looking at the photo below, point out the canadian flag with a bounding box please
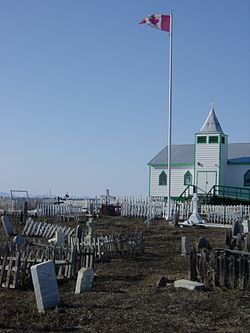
[139,14,171,32]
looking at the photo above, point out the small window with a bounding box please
[184,171,192,185]
[159,171,167,186]
[197,136,207,144]
[221,136,225,144]
[209,136,218,144]
[244,170,250,187]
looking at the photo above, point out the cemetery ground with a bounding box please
[0,216,250,333]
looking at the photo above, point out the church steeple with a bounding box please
[200,107,224,133]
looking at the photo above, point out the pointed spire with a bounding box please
[200,107,224,133]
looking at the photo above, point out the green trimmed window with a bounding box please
[197,136,207,144]
[159,171,167,186]
[184,171,192,185]
[221,136,225,144]
[209,136,218,144]
[244,170,250,187]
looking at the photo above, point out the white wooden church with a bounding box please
[148,107,250,199]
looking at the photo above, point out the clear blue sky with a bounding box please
[0,0,249,197]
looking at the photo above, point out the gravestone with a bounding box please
[174,279,205,291]
[196,237,211,251]
[1,215,14,236]
[84,218,96,245]
[23,201,28,222]
[75,267,94,294]
[31,260,60,313]
[188,193,203,225]
[242,219,250,234]
[181,237,190,255]
[235,233,243,250]
[48,231,65,247]
[244,235,250,252]
[76,225,83,240]
[55,231,65,247]
[232,221,242,237]
[14,235,26,246]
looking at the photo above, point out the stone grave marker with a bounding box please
[196,237,211,251]
[76,225,83,240]
[181,237,190,255]
[235,233,243,250]
[84,218,96,245]
[244,235,250,252]
[13,235,26,246]
[55,231,65,247]
[174,279,205,291]
[23,201,28,221]
[242,219,250,234]
[187,193,203,225]
[1,215,14,236]
[75,267,94,294]
[48,231,65,247]
[31,260,60,313]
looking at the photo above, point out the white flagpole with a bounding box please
[167,13,173,221]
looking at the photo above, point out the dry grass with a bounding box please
[0,216,250,332]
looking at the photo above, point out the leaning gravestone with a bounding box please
[55,231,65,247]
[75,267,94,294]
[31,260,60,313]
[1,215,14,236]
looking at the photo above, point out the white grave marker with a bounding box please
[242,219,250,234]
[75,267,94,294]
[31,260,60,313]
[181,237,190,255]
[188,193,203,225]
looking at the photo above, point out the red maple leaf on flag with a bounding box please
[148,15,159,26]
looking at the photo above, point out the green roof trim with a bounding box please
[147,162,194,167]
[228,162,250,165]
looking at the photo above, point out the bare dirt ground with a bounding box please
[0,216,250,333]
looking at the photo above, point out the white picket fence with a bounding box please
[201,204,250,224]
[33,196,250,225]
[120,197,165,219]
[36,203,85,216]
[120,197,250,224]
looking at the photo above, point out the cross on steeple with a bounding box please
[210,100,216,109]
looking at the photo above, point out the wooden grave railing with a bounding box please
[190,247,250,290]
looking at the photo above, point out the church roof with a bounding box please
[148,143,250,166]
[228,143,250,164]
[199,108,224,133]
[148,144,194,165]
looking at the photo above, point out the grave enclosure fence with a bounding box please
[0,242,95,289]
[190,247,250,290]
[0,216,144,289]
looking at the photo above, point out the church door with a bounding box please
[197,171,217,193]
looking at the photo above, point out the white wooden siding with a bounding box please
[150,166,194,197]
[195,143,219,186]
